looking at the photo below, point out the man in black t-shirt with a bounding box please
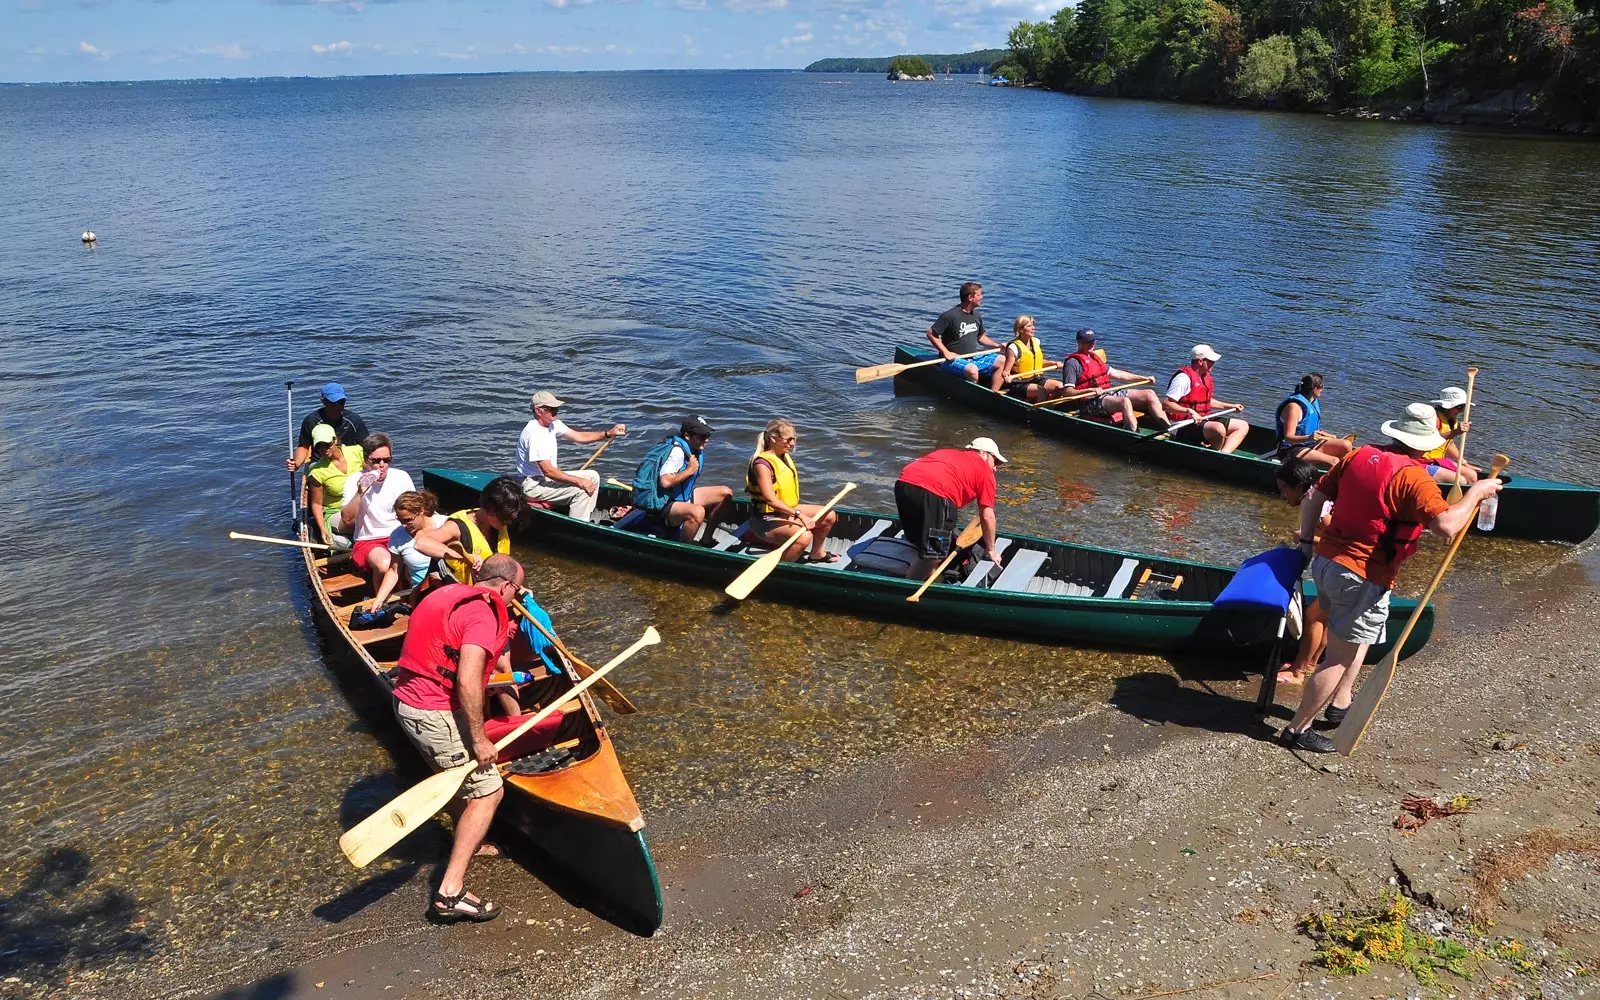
[287,382,370,471]
[926,281,1002,389]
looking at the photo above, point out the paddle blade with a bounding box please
[1445,482,1464,504]
[1331,651,1398,756]
[954,518,984,549]
[339,760,476,868]
[724,541,791,601]
[855,362,903,384]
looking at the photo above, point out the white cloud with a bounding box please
[440,47,478,60]
[779,32,813,45]
[929,0,1055,30]
[77,40,110,60]
[310,40,353,54]
[793,20,811,29]
[727,0,787,10]
[200,43,250,60]
[675,0,707,9]
[545,0,595,7]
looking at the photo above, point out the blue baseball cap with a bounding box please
[320,382,347,403]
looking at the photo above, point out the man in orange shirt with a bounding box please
[1281,403,1502,753]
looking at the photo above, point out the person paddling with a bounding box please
[927,282,1003,389]
[515,390,626,524]
[998,316,1062,402]
[1275,374,1353,468]
[1421,386,1478,485]
[893,437,1008,581]
[745,418,839,563]
[1279,403,1502,752]
[1056,328,1171,432]
[288,382,369,471]
[628,415,734,543]
[1163,344,1250,452]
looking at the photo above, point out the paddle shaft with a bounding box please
[1152,403,1244,440]
[1334,454,1509,756]
[579,436,613,471]
[1004,362,1062,384]
[906,516,983,603]
[855,348,999,384]
[231,530,330,550]
[286,381,297,526]
[724,482,857,600]
[511,589,639,714]
[1446,367,1478,504]
[1033,376,1155,409]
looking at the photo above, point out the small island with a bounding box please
[887,56,935,81]
[805,49,1009,76]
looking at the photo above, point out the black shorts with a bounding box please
[893,480,957,559]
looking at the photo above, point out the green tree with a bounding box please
[1234,32,1300,99]
[888,55,934,76]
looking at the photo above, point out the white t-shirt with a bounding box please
[1165,372,1193,401]
[659,441,689,477]
[516,418,571,478]
[340,466,416,542]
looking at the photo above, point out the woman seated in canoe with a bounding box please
[306,423,363,551]
[997,315,1063,402]
[745,418,840,563]
[1421,386,1479,485]
[1275,374,1354,468]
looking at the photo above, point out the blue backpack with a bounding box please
[630,436,696,513]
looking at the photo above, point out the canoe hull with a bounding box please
[892,346,1600,544]
[424,468,1432,662]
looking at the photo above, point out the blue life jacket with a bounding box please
[630,435,697,513]
[515,593,564,676]
[1275,393,1320,449]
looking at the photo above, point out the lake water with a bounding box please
[2,71,1597,996]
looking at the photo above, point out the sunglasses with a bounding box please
[369,455,393,464]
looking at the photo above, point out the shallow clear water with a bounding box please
[1,71,1597,992]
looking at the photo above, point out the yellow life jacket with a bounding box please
[443,508,510,583]
[1008,336,1045,377]
[746,450,800,515]
[1421,412,1458,461]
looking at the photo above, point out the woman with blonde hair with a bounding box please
[745,418,839,563]
[999,315,1062,402]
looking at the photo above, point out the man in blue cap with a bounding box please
[288,382,370,471]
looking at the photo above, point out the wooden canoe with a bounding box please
[296,512,663,934]
[889,345,1600,544]
[424,468,1433,662]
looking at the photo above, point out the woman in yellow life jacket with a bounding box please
[999,316,1064,402]
[414,475,526,583]
[745,418,840,563]
[1421,387,1478,485]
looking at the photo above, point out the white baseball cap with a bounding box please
[1381,403,1447,453]
[1191,344,1222,363]
[966,437,1008,465]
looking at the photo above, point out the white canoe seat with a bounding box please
[960,537,1013,587]
[1100,557,1141,599]
[825,519,891,571]
[990,548,1050,593]
[1024,576,1094,598]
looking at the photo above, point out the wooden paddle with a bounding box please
[1445,367,1478,504]
[1003,362,1062,384]
[1032,376,1155,410]
[339,625,660,868]
[855,349,999,385]
[1151,403,1245,441]
[906,516,983,603]
[579,436,614,471]
[511,588,638,715]
[724,482,857,601]
[605,478,633,491]
[230,530,330,550]
[1332,453,1509,756]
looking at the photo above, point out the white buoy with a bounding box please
[81,231,96,244]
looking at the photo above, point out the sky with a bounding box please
[1,0,1057,83]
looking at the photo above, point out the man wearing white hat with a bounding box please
[1419,386,1478,485]
[1164,344,1250,453]
[894,437,1009,579]
[1278,403,1502,753]
[515,390,627,523]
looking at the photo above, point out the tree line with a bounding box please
[806,50,1010,74]
[990,0,1597,123]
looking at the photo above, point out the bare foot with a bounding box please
[1275,669,1311,686]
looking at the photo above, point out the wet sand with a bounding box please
[42,542,1586,1000]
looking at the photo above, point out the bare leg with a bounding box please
[1201,420,1226,449]
[1277,599,1328,685]
[796,504,839,560]
[988,364,1006,392]
[366,547,396,611]
[757,522,811,562]
[1219,417,1250,454]
[439,786,503,898]
[1128,388,1171,428]
[1116,394,1138,432]
[371,559,402,610]
[962,363,980,383]
[666,501,707,543]
[1286,635,1369,733]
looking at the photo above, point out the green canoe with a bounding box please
[891,346,1600,544]
[424,468,1433,663]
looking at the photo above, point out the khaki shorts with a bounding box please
[394,701,502,800]
[1311,555,1391,646]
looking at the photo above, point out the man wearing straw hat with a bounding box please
[1280,403,1502,753]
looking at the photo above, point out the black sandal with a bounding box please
[429,888,501,924]
[800,551,841,564]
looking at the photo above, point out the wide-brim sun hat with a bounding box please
[1381,402,1447,453]
[1430,386,1468,409]
[966,437,1008,465]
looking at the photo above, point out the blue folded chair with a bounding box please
[1213,546,1309,714]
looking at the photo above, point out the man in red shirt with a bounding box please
[1281,404,1501,753]
[893,437,1007,579]
[390,553,524,921]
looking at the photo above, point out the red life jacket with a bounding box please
[394,583,512,698]
[1170,364,1214,415]
[1069,350,1111,389]
[1326,445,1427,566]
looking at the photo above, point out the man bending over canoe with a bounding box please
[894,437,1008,581]
[390,554,552,922]
[927,281,1003,389]
[1164,344,1249,453]
[629,415,734,543]
[516,390,626,523]
[1055,328,1171,433]
[1279,404,1501,753]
